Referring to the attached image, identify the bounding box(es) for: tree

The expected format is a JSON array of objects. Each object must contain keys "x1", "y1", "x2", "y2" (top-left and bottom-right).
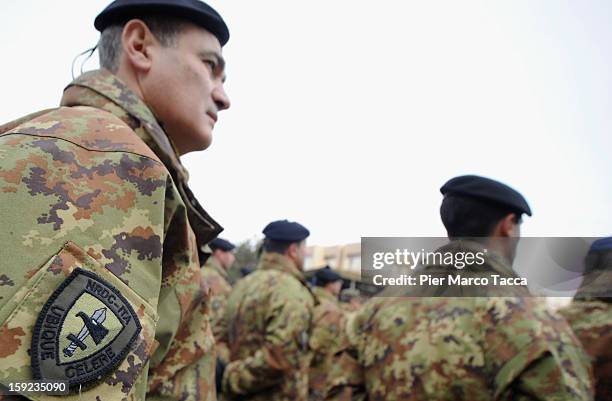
[{"x1": 228, "y1": 239, "x2": 261, "y2": 283}]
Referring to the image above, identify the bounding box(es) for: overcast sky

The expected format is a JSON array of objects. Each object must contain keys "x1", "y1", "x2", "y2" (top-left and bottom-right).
[{"x1": 2, "y1": 1, "x2": 611, "y2": 246}]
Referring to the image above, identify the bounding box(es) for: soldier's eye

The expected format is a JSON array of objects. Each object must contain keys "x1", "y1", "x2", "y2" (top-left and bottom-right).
[{"x1": 203, "y1": 59, "x2": 217, "y2": 72}]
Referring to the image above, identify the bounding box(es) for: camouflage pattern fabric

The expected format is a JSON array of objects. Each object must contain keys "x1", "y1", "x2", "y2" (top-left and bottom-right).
[
  {"x1": 0, "y1": 69, "x2": 221, "y2": 400},
  {"x1": 201, "y1": 257, "x2": 232, "y2": 363},
  {"x1": 560, "y1": 299, "x2": 612, "y2": 401},
  {"x1": 222, "y1": 252, "x2": 315, "y2": 401},
  {"x1": 308, "y1": 287, "x2": 346, "y2": 401},
  {"x1": 326, "y1": 242, "x2": 594, "y2": 401}
]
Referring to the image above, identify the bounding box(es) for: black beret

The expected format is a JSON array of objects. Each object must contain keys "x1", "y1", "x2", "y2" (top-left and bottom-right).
[
  {"x1": 440, "y1": 175, "x2": 532, "y2": 216},
  {"x1": 209, "y1": 237, "x2": 235, "y2": 252},
  {"x1": 590, "y1": 237, "x2": 612, "y2": 253},
  {"x1": 315, "y1": 266, "x2": 342, "y2": 284},
  {"x1": 94, "y1": 0, "x2": 230, "y2": 46},
  {"x1": 262, "y1": 220, "x2": 310, "y2": 242}
]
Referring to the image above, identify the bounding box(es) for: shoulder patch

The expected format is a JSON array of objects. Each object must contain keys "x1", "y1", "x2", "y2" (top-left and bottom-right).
[{"x1": 31, "y1": 268, "x2": 141, "y2": 390}]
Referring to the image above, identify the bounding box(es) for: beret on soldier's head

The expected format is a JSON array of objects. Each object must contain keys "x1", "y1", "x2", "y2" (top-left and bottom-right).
[
  {"x1": 94, "y1": 0, "x2": 230, "y2": 46},
  {"x1": 262, "y1": 220, "x2": 310, "y2": 242},
  {"x1": 440, "y1": 175, "x2": 532, "y2": 216},
  {"x1": 315, "y1": 266, "x2": 342, "y2": 284},
  {"x1": 209, "y1": 237, "x2": 235, "y2": 252},
  {"x1": 590, "y1": 237, "x2": 612, "y2": 253}
]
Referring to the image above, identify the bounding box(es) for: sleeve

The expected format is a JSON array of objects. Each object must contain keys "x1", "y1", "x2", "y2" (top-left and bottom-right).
[
  {"x1": 222, "y1": 283, "x2": 311, "y2": 395},
  {"x1": 507, "y1": 351, "x2": 594, "y2": 401},
  {"x1": 205, "y1": 272, "x2": 231, "y2": 363},
  {"x1": 325, "y1": 307, "x2": 367, "y2": 401},
  {"x1": 146, "y1": 180, "x2": 218, "y2": 401},
  {"x1": 487, "y1": 298, "x2": 594, "y2": 401},
  {"x1": 310, "y1": 304, "x2": 345, "y2": 365},
  {"x1": 0, "y1": 131, "x2": 168, "y2": 401}
]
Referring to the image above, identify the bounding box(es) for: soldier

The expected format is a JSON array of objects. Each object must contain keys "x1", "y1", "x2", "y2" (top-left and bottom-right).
[
  {"x1": 560, "y1": 237, "x2": 612, "y2": 401},
  {"x1": 0, "y1": 0, "x2": 231, "y2": 399},
  {"x1": 201, "y1": 238, "x2": 236, "y2": 364},
  {"x1": 222, "y1": 220, "x2": 315, "y2": 401},
  {"x1": 338, "y1": 288, "x2": 362, "y2": 313},
  {"x1": 309, "y1": 267, "x2": 346, "y2": 401},
  {"x1": 312, "y1": 266, "x2": 344, "y2": 302},
  {"x1": 327, "y1": 175, "x2": 594, "y2": 401}
]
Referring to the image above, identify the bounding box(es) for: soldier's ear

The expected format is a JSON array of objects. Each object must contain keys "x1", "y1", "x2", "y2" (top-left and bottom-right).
[
  {"x1": 121, "y1": 19, "x2": 155, "y2": 72},
  {"x1": 287, "y1": 242, "x2": 299, "y2": 260},
  {"x1": 497, "y1": 213, "x2": 517, "y2": 238}
]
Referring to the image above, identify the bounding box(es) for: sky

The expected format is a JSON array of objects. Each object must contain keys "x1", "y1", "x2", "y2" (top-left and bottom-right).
[{"x1": 1, "y1": 1, "x2": 611, "y2": 246}]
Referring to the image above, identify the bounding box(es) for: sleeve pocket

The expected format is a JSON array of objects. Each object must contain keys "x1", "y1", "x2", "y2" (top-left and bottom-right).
[{"x1": 0, "y1": 241, "x2": 159, "y2": 400}]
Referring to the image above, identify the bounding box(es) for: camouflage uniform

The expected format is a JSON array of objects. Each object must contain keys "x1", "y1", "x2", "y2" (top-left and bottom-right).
[
  {"x1": 560, "y1": 299, "x2": 612, "y2": 401},
  {"x1": 339, "y1": 288, "x2": 362, "y2": 314},
  {"x1": 327, "y1": 241, "x2": 594, "y2": 401},
  {"x1": 222, "y1": 252, "x2": 315, "y2": 401},
  {"x1": 201, "y1": 257, "x2": 232, "y2": 363},
  {"x1": 0, "y1": 69, "x2": 221, "y2": 400},
  {"x1": 308, "y1": 287, "x2": 345, "y2": 401}
]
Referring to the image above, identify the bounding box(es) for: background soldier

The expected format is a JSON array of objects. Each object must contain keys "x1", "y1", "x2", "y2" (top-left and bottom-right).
[
  {"x1": 560, "y1": 237, "x2": 612, "y2": 401},
  {"x1": 202, "y1": 238, "x2": 236, "y2": 364},
  {"x1": 309, "y1": 267, "x2": 346, "y2": 401},
  {"x1": 222, "y1": 220, "x2": 315, "y2": 401},
  {"x1": 0, "y1": 0, "x2": 231, "y2": 399},
  {"x1": 327, "y1": 175, "x2": 594, "y2": 401},
  {"x1": 338, "y1": 288, "x2": 362, "y2": 313},
  {"x1": 311, "y1": 266, "x2": 343, "y2": 302}
]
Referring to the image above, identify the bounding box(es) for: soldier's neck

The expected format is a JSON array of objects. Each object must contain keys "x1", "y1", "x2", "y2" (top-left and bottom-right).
[{"x1": 114, "y1": 65, "x2": 146, "y2": 102}]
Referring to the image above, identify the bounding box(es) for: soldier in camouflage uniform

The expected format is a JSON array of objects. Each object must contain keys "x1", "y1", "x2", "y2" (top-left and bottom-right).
[
  {"x1": 559, "y1": 237, "x2": 612, "y2": 401},
  {"x1": 309, "y1": 267, "x2": 346, "y2": 401},
  {"x1": 201, "y1": 238, "x2": 236, "y2": 364},
  {"x1": 327, "y1": 175, "x2": 594, "y2": 401},
  {"x1": 338, "y1": 288, "x2": 362, "y2": 313},
  {"x1": 0, "y1": 1, "x2": 231, "y2": 399},
  {"x1": 222, "y1": 220, "x2": 315, "y2": 401}
]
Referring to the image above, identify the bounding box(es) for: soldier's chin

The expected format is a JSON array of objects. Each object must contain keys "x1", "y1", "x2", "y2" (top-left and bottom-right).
[
  {"x1": 194, "y1": 128, "x2": 213, "y2": 151},
  {"x1": 179, "y1": 129, "x2": 213, "y2": 154}
]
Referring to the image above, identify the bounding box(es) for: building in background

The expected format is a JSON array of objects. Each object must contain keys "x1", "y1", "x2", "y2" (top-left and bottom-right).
[
  {"x1": 305, "y1": 243, "x2": 361, "y2": 273},
  {"x1": 304, "y1": 243, "x2": 381, "y2": 297}
]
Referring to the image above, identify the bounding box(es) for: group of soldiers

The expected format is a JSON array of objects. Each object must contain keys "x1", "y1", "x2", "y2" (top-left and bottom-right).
[
  {"x1": 201, "y1": 176, "x2": 611, "y2": 401},
  {"x1": 0, "y1": 0, "x2": 609, "y2": 400},
  {"x1": 203, "y1": 220, "x2": 356, "y2": 401}
]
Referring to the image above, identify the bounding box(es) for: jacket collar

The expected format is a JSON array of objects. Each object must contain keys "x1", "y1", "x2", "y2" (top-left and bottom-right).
[
  {"x1": 203, "y1": 256, "x2": 230, "y2": 282},
  {"x1": 60, "y1": 69, "x2": 223, "y2": 250},
  {"x1": 312, "y1": 286, "x2": 338, "y2": 304},
  {"x1": 257, "y1": 252, "x2": 307, "y2": 285},
  {"x1": 427, "y1": 239, "x2": 515, "y2": 276}
]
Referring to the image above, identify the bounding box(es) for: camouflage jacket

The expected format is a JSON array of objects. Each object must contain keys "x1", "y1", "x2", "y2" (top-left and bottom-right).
[
  {"x1": 560, "y1": 299, "x2": 612, "y2": 401},
  {"x1": 0, "y1": 69, "x2": 221, "y2": 401},
  {"x1": 309, "y1": 287, "x2": 345, "y2": 401},
  {"x1": 327, "y1": 241, "x2": 594, "y2": 401},
  {"x1": 201, "y1": 257, "x2": 232, "y2": 363},
  {"x1": 222, "y1": 252, "x2": 315, "y2": 401}
]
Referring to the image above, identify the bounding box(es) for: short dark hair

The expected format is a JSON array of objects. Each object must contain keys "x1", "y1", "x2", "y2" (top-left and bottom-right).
[
  {"x1": 440, "y1": 195, "x2": 522, "y2": 238},
  {"x1": 98, "y1": 15, "x2": 187, "y2": 73},
  {"x1": 584, "y1": 250, "x2": 612, "y2": 274},
  {"x1": 262, "y1": 239, "x2": 299, "y2": 255}
]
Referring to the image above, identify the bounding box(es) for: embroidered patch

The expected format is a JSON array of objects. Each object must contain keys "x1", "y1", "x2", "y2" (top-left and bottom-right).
[{"x1": 31, "y1": 268, "x2": 141, "y2": 390}]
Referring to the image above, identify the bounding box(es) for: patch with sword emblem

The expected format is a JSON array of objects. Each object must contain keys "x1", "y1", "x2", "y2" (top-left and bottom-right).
[{"x1": 31, "y1": 268, "x2": 141, "y2": 390}]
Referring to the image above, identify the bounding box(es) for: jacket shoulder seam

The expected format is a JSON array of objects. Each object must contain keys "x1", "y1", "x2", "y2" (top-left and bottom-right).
[{"x1": 1, "y1": 131, "x2": 167, "y2": 170}]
